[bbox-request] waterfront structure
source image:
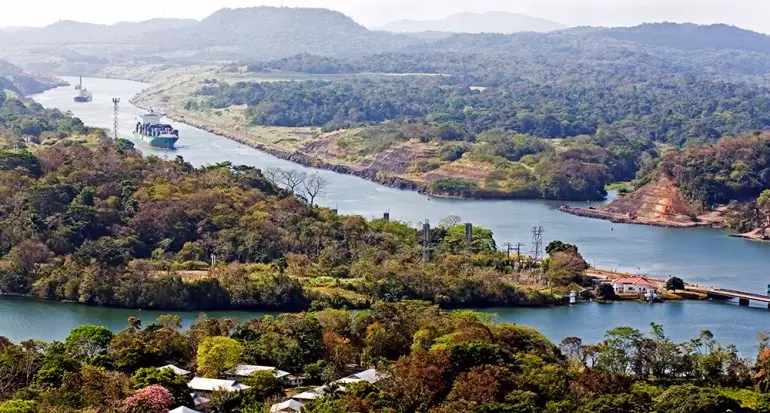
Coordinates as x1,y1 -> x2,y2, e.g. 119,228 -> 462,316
612,276 -> 657,294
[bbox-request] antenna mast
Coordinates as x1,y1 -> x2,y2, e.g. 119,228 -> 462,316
112,98 -> 120,140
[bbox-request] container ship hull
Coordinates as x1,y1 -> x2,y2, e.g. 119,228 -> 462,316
134,109 -> 180,149
132,132 -> 179,148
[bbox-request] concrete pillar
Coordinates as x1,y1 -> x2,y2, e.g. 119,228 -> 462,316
739,298 -> 750,306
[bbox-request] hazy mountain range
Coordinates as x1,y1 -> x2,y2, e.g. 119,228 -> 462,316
1,7 -> 769,73
377,11 -> 567,34
2,18 -> 196,44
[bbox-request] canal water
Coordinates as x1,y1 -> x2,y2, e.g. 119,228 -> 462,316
4,76 -> 765,354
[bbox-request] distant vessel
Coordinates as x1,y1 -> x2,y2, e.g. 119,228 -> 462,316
133,109 -> 179,148
73,77 -> 92,102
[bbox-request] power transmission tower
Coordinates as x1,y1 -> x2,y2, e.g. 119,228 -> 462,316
530,226 -> 544,262
112,98 -> 120,140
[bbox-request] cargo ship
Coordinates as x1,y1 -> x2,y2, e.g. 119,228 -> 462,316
133,109 -> 179,148
73,77 -> 92,102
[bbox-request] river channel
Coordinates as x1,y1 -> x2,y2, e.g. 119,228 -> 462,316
2,76 -> 765,354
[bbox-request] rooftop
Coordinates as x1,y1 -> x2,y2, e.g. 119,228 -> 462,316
157,364 -> 191,376
170,407 -> 203,413
188,377 -> 250,392
270,399 -> 306,413
228,364 -> 291,378
613,277 -> 655,286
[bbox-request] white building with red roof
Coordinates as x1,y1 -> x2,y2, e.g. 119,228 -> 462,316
612,276 -> 657,294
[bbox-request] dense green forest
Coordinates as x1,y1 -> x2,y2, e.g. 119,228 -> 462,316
186,24 -> 770,203
196,75 -> 769,145
2,303 -> 770,412
0,95 -> 595,310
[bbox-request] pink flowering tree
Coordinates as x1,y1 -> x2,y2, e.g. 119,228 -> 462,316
122,385 -> 173,413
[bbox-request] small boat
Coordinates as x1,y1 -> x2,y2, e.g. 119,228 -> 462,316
73,77 -> 92,103
133,109 -> 180,149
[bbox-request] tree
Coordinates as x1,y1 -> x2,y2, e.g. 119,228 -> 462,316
122,385 -> 173,413
241,371 -> 284,403
654,384 -> 741,413
666,277 -> 685,291
197,336 -> 243,378
598,284 -> 616,299
133,367 -> 194,407
279,170 -> 307,193
546,241 -> 576,255
758,190 -> 770,238
0,400 -> 35,413
302,174 -> 328,207
64,325 -> 114,359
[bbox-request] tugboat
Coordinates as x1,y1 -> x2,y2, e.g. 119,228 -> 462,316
133,109 -> 180,148
73,77 -> 92,102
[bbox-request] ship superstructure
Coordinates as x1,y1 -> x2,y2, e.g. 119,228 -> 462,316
73,77 -> 92,102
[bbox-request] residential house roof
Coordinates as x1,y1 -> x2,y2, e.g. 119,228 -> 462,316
270,399 -> 306,413
228,364 -> 291,379
188,377 -> 250,392
170,407 -> 203,413
157,364 -> 192,376
612,277 -> 655,287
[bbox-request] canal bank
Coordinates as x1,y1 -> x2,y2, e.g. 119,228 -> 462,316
1,295 -> 766,355
21,76 -> 770,353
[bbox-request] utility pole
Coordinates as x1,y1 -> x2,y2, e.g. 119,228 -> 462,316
515,242 -> 523,270
112,98 -> 120,140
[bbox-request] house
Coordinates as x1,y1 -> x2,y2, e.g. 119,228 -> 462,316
188,377 -> 250,396
225,364 -> 302,386
270,399 -> 306,413
284,374 -> 306,387
612,277 -> 657,294
170,407 -> 202,413
269,369 -> 388,413
157,364 -> 192,377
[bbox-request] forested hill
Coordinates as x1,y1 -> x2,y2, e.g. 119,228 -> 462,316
240,25 -> 770,84
0,59 -> 61,95
582,23 -> 770,53
10,19 -> 197,45
137,7 -> 417,59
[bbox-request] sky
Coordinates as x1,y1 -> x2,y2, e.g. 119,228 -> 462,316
1,0 -> 769,33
